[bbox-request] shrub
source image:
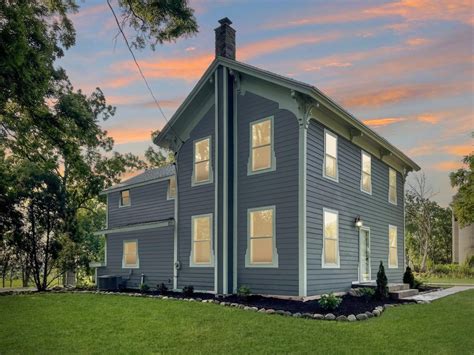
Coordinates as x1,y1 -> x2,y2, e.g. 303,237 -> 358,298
375,261 -> 388,299
318,293 -> 342,311
358,287 -> 375,302
140,283 -> 150,293
182,285 -> 194,297
237,285 -> 251,301
157,283 -> 168,294
403,266 -> 416,288
466,256 -> 474,269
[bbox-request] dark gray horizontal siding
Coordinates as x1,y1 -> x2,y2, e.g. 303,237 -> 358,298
306,120 -> 404,295
108,181 -> 174,229
176,105 -> 215,291
236,91 -> 299,296
97,226 -> 174,289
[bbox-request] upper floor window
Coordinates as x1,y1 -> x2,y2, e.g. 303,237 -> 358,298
246,206 -> 278,267
361,151 -> 372,194
389,168 -> 397,205
388,225 -> 398,268
323,130 -> 338,181
249,117 -> 275,174
122,240 -> 139,268
193,137 -> 212,185
190,214 -> 213,266
167,176 -> 176,199
120,190 -> 130,207
322,209 -> 339,268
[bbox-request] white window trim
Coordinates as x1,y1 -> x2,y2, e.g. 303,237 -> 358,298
321,208 -> 340,269
119,190 -> 131,208
167,176 -> 176,200
323,129 -> 339,182
247,116 -> 276,176
388,168 -> 397,205
189,213 -> 215,267
122,239 -> 139,269
245,205 -> 279,268
192,136 -> 214,187
360,150 -> 372,195
388,224 -> 398,269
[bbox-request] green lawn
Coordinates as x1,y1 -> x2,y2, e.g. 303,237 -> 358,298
423,276 -> 474,285
0,291 -> 473,354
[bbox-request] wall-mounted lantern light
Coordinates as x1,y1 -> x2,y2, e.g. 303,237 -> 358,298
355,216 -> 363,228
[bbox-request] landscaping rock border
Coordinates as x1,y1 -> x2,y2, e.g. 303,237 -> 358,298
0,288 -> 424,322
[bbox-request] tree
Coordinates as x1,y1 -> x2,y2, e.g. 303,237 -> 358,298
450,154 -> 474,228
375,261 -> 388,299
144,131 -> 175,168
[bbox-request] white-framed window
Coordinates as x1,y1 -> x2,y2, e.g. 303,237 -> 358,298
167,176 -> 176,200
119,190 -> 130,207
389,168 -> 397,205
248,116 -> 276,175
122,240 -> 139,268
190,214 -> 213,267
323,129 -> 338,181
388,225 -> 398,268
322,208 -> 340,268
245,206 -> 278,267
192,137 -> 212,185
361,151 -> 372,194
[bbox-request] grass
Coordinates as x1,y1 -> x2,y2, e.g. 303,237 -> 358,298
0,291 -> 473,354
422,276 -> 474,285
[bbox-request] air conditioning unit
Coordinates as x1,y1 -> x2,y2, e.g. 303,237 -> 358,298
98,275 -> 122,291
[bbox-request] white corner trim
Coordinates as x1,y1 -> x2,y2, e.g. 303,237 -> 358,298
321,208 -> 340,269
173,167 -> 179,290
189,213 -> 215,267
245,205 -> 279,268
322,128 -> 339,183
222,66 -> 229,293
247,116 -> 276,175
214,69 -> 219,293
191,136 -> 214,187
360,150 -> 372,195
122,239 -> 139,269
232,81 -> 238,293
298,120 -> 307,297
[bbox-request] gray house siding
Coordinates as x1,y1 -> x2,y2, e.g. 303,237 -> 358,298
98,226 -> 174,289
108,181 -> 174,229
176,104 -> 215,291
236,91 -> 299,296
306,120 -> 405,295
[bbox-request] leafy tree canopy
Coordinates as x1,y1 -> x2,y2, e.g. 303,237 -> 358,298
450,154 -> 474,228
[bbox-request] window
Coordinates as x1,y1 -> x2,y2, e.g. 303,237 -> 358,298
122,240 -> 139,268
361,151 -> 372,194
389,168 -> 397,205
388,225 -> 398,268
322,209 -> 339,268
167,176 -> 176,199
324,130 -> 338,181
249,117 -> 275,174
193,137 -> 212,184
246,206 -> 278,267
190,214 -> 213,266
120,190 -> 130,207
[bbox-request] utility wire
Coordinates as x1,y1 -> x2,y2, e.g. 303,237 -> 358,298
107,0 -> 184,145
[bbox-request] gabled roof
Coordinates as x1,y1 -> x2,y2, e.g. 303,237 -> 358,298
154,57 -> 420,172
102,164 -> 175,194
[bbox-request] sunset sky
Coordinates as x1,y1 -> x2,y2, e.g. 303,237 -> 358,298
61,0 -> 473,207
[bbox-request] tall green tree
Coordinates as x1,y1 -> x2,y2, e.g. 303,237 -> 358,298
450,154 -> 474,228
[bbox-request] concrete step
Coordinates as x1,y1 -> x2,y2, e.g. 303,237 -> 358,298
388,283 -> 410,292
390,288 -> 419,299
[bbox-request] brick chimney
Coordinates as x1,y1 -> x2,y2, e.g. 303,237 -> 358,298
215,17 -> 235,60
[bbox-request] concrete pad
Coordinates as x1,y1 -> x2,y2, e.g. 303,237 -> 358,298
404,286 -> 474,302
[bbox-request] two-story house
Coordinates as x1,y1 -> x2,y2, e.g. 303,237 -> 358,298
95,18 -> 420,298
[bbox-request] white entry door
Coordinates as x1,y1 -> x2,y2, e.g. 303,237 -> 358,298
359,228 -> 371,282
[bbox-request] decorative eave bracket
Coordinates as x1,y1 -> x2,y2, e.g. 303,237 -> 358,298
291,90 -> 319,129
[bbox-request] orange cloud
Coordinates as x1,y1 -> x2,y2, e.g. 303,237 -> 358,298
363,117 -> 406,127
430,161 -> 464,171
408,143 -> 472,158
416,113 -> 440,124
405,37 -> 431,46
107,127 -> 154,144
106,95 -> 183,109
443,145 -> 473,156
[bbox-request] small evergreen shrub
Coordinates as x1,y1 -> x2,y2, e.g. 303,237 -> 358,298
318,293 -> 342,311
403,266 -> 415,288
237,285 -> 251,301
157,283 -> 168,294
467,256 -> 474,269
182,285 -> 194,297
139,283 -> 150,293
375,261 -> 388,299
358,287 -> 375,302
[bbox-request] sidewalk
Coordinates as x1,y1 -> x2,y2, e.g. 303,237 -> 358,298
405,286 -> 474,302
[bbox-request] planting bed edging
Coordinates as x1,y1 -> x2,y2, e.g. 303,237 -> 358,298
0,288 -> 429,322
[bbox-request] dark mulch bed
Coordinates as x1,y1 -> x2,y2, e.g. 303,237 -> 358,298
100,288 -> 414,316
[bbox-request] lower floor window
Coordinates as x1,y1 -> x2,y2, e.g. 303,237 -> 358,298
322,209 -> 340,268
122,240 -> 139,268
388,225 -> 398,268
191,214 -> 213,266
246,206 -> 278,267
